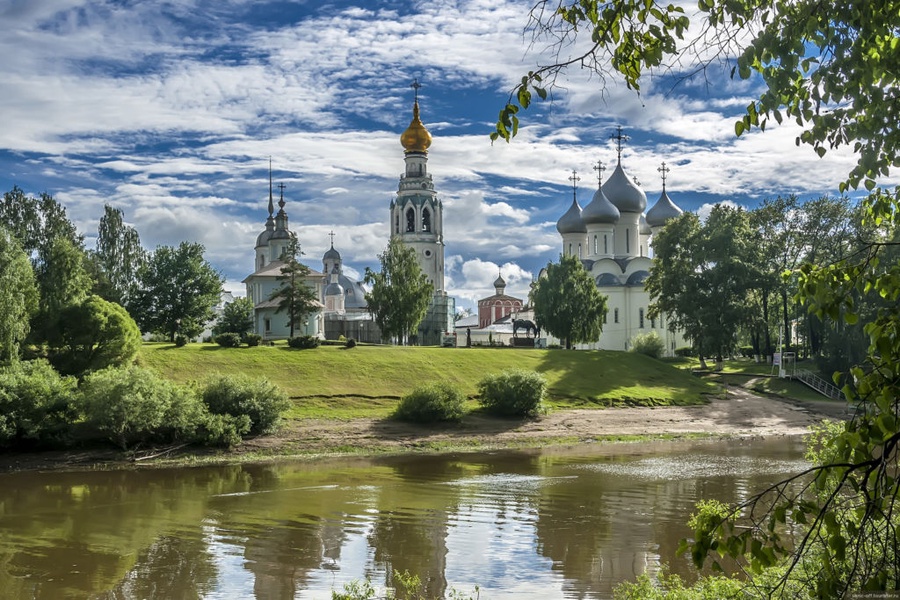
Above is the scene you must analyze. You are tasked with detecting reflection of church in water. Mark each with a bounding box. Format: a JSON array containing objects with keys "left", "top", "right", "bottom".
[{"left": 243, "top": 87, "right": 453, "bottom": 345}]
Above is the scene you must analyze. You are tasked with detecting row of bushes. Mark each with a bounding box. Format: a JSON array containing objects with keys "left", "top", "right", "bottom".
[
  {"left": 215, "top": 332, "right": 263, "bottom": 347},
  {"left": 0, "top": 360, "right": 289, "bottom": 451},
  {"left": 393, "top": 369, "right": 546, "bottom": 424}
]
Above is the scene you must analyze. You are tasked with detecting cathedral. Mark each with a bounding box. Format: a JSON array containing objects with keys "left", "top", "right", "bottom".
[
  {"left": 552, "top": 132, "right": 688, "bottom": 354},
  {"left": 244, "top": 87, "right": 453, "bottom": 345}
]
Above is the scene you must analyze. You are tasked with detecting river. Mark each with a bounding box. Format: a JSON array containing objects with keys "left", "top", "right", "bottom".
[{"left": 0, "top": 437, "right": 809, "bottom": 599}]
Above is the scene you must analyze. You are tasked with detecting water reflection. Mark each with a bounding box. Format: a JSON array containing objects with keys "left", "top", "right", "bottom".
[{"left": 0, "top": 437, "right": 809, "bottom": 599}]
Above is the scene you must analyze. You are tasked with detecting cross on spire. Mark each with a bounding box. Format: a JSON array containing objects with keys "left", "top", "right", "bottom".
[
  {"left": 328, "top": 230, "right": 335, "bottom": 247},
  {"left": 611, "top": 126, "right": 629, "bottom": 164},
  {"left": 568, "top": 169, "right": 581, "bottom": 199},
  {"left": 658, "top": 161, "right": 670, "bottom": 191},
  {"left": 267, "top": 157, "right": 274, "bottom": 216},
  {"left": 592, "top": 159, "right": 606, "bottom": 188},
  {"left": 411, "top": 78, "right": 421, "bottom": 103},
  {"left": 277, "top": 182, "right": 286, "bottom": 210}
]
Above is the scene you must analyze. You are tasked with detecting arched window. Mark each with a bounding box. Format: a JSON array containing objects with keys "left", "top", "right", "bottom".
[
  {"left": 568, "top": 243, "right": 572, "bottom": 255},
  {"left": 593, "top": 235, "right": 598, "bottom": 254},
  {"left": 578, "top": 243, "right": 582, "bottom": 258},
  {"left": 422, "top": 208, "right": 431, "bottom": 232},
  {"left": 626, "top": 229, "right": 631, "bottom": 254},
  {"left": 406, "top": 208, "right": 415, "bottom": 232},
  {"left": 639, "top": 308, "right": 645, "bottom": 328},
  {"left": 395, "top": 214, "right": 400, "bottom": 234},
  {"left": 604, "top": 235, "right": 608, "bottom": 254},
  {"left": 614, "top": 308, "right": 619, "bottom": 323}
]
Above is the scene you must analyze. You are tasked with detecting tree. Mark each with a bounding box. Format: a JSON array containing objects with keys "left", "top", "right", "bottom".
[
  {"left": 496, "top": 1, "right": 900, "bottom": 595},
  {"left": 31, "top": 236, "right": 94, "bottom": 346},
  {"left": 51, "top": 296, "right": 142, "bottom": 375},
  {"left": 646, "top": 205, "right": 755, "bottom": 367},
  {"left": 530, "top": 253, "right": 607, "bottom": 349},
  {"left": 0, "top": 187, "right": 83, "bottom": 264},
  {"left": 212, "top": 297, "right": 255, "bottom": 338},
  {"left": 364, "top": 238, "right": 434, "bottom": 345},
  {"left": 269, "top": 235, "right": 320, "bottom": 338},
  {"left": 90, "top": 204, "right": 146, "bottom": 306},
  {"left": 0, "top": 227, "right": 38, "bottom": 363},
  {"left": 129, "top": 242, "right": 223, "bottom": 341}
]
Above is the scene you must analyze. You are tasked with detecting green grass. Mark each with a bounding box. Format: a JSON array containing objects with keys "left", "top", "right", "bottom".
[{"left": 138, "top": 342, "right": 717, "bottom": 416}]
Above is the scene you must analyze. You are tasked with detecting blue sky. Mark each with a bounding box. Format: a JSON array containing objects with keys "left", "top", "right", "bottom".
[{"left": 0, "top": 0, "right": 862, "bottom": 310}]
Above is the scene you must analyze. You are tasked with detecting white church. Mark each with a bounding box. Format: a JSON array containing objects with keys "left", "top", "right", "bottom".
[{"left": 548, "top": 131, "right": 689, "bottom": 354}]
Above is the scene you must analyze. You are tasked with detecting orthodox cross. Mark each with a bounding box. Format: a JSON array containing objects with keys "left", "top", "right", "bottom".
[
  {"left": 328, "top": 230, "right": 336, "bottom": 247},
  {"left": 568, "top": 169, "right": 580, "bottom": 199},
  {"left": 277, "top": 182, "right": 286, "bottom": 209},
  {"left": 411, "top": 78, "right": 421, "bottom": 102},
  {"left": 592, "top": 160, "right": 606, "bottom": 188},
  {"left": 610, "top": 126, "right": 629, "bottom": 163},
  {"left": 658, "top": 161, "right": 670, "bottom": 191}
]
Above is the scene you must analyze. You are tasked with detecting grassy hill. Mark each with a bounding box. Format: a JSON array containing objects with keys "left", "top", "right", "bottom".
[{"left": 139, "top": 343, "right": 717, "bottom": 419}]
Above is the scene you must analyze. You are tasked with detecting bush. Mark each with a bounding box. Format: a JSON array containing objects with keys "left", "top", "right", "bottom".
[
  {"left": 244, "top": 333, "right": 262, "bottom": 347},
  {"left": 675, "top": 346, "right": 696, "bottom": 357},
  {"left": 174, "top": 335, "right": 188, "bottom": 347},
  {"left": 738, "top": 345, "right": 755, "bottom": 358},
  {"left": 345, "top": 337, "right": 357, "bottom": 348},
  {"left": 0, "top": 359, "right": 78, "bottom": 447},
  {"left": 200, "top": 374, "right": 289, "bottom": 435},
  {"left": 288, "top": 335, "right": 319, "bottom": 349},
  {"left": 630, "top": 331, "right": 665, "bottom": 359},
  {"left": 79, "top": 365, "right": 204, "bottom": 449},
  {"left": 201, "top": 412, "right": 251, "bottom": 448},
  {"left": 215, "top": 332, "right": 242, "bottom": 348},
  {"left": 52, "top": 296, "right": 142, "bottom": 375},
  {"left": 477, "top": 369, "right": 546, "bottom": 418},
  {"left": 394, "top": 382, "right": 466, "bottom": 423}
]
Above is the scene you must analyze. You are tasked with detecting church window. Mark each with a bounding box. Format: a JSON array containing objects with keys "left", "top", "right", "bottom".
[
  {"left": 614, "top": 308, "right": 619, "bottom": 323},
  {"left": 626, "top": 229, "right": 631, "bottom": 254},
  {"left": 422, "top": 208, "right": 431, "bottom": 232},
  {"left": 639, "top": 308, "right": 645, "bottom": 328},
  {"left": 593, "top": 235, "right": 597, "bottom": 254},
  {"left": 568, "top": 243, "right": 572, "bottom": 255},
  {"left": 395, "top": 214, "right": 399, "bottom": 234},
  {"left": 406, "top": 208, "right": 415, "bottom": 232},
  {"left": 604, "top": 235, "right": 608, "bottom": 254},
  {"left": 640, "top": 244, "right": 644, "bottom": 257},
  {"left": 264, "top": 318, "right": 270, "bottom": 333},
  {"left": 578, "top": 243, "right": 582, "bottom": 258}
]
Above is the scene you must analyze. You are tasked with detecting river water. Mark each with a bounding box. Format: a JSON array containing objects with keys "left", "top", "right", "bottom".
[{"left": 0, "top": 437, "right": 809, "bottom": 599}]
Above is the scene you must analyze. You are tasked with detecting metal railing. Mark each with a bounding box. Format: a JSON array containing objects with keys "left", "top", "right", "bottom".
[{"left": 792, "top": 369, "right": 844, "bottom": 401}]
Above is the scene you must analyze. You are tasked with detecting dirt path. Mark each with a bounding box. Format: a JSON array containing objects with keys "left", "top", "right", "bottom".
[{"left": 0, "top": 388, "right": 844, "bottom": 472}]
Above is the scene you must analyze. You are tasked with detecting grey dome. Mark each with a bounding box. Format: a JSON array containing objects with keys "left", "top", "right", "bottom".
[
  {"left": 602, "top": 163, "right": 647, "bottom": 213},
  {"left": 325, "top": 281, "right": 344, "bottom": 296},
  {"left": 582, "top": 187, "right": 620, "bottom": 225},
  {"left": 324, "top": 245, "right": 341, "bottom": 260},
  {"left": 556, "top": 198, "right": 587, "bottom": 234},
  {"left": 626, "top": 270, "right": 650, "bottom": 286},
  {"left": 255, "top": 228, "right": 273, "bottom": 247},
  {"left": 640, "top": 214, "right": 652, "bottom": 235},
  {"left": 596, "top": 273, "right": 622, "bottom": 286},
  {"left": 494, "top": 274, "right": 506, "bottom": 288},
  {"left": 645, "top": 190, "right": 683, "bottom": 227},
  {"left": 338, "top": 274, "right": 368, "bottom": 309}
]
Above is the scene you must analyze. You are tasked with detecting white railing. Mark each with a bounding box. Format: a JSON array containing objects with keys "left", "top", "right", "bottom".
[{"left": 792, "top": 369, "right": 844, "bottom": 401}]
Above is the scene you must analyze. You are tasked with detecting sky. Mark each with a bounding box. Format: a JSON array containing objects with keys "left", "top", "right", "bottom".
[{"left": 0, "top": 0, "right": 865, "bottom": 311}]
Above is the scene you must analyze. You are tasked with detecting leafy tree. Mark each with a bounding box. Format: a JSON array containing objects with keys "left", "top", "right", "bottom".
[
  {"left": 269, "top": 235, "right": 320, "bottom": 338},
  {"left": 0, "top": 359, "right": 77, "bottom": 447},
  {"left": 646, "top": 205, "right": 755, "bottom": 367},
  {"left": 530, "top": 253, "right": 607, "bottom": 350},
  {"left": 496, "top": 0, "right": 900, "bottom": 595},
  {"left": 0, "top": 227, "right": 39, "bottom": 363},
  {"left": 51, "top": 295, "right": 142, "bottom": 375},
  {"left": 90, "top": 204, "right": 146, "bottom": 306},
  {"left": 364, "top": 238, "right": 434, "bottom": 345},
  {"left": 0, "top": 187, "right": 83, "bottom": 261},
  {"left": 31, "top": 236, "right": 94, "bottom": 345},
  {"left": 212, "top": 297, "right": 255, "bottom": 338},
  {"left": 130, "top": 242, "right": 223, "bottom": 342}
]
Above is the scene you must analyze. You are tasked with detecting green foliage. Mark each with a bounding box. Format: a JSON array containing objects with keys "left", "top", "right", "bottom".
[
  {"left": 129, "top": 241, "right": 223, "bottom": 341},
  {"left": 244, "top": 333, "right": 262, "bottom": 347},
  {"left": 345, "top": 337, "right": 357, "bottom": 348},
  {"left": 530, "top": 253, "right": 608, "bottom": 349},
  {"left": 174, "top": 335, "right": 188, "bottom": 347},
  {"left": 477, "top": 369, "right": 546, "bottom": 417},
  {"left": 393, "top": 382, "right": 466, "bottom": 423},
  {"left": 89, "top": 204, "right": 146, "bottom": 306},
  {"left": 288, "top": 335, "right": 320, "bottom": 349},
  {"left": 79, "top": 365, "right": 204, "bottom": 450},
  {"left": 630, "top": 331, "right": 665, "bottom": 359},
  {"left": 200, "top": 374, "right": 289, "bottom": 436},
  {"left": 32, "top": 236, "right": 93, "bottom": 345},
  {"left": 269, "top": 234, "right": 320, "bottom": 338},
  {"left": 214, "top": 332, "right": 242, "bottom": 348},
  {"left": 201, "top": 412, "right": 251, "bottom": 448},
  {"left": 364, "top": 237, "right": 434, "bottom": 345},
  {"left": 675, "top": 347, "right": 695, "bottom": 358},
  {"left": 613, "top": 567, "right": 744, "bottom": 600},
  {"left": 0, "top": 359, "right": 77, "bottom": 447},
  {"left": 51, "top": 295, "right": 142, "bottom": 375},
  {"left": 213, "top": 297, "right": 254, "bottom": 337},
  {"left": 0, "top": 227, "right": 38, "bottom": 362}
]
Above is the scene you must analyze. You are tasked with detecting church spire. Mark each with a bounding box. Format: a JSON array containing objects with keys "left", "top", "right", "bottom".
[
  {"left": 400, "top": 78, "right": 432, "bottom": 154},
  {"left": 611, "top": 126, "right": 629, "bottom": 165},
  {"left": 267, "top": 157, "right": 274, "bottom": 217}
]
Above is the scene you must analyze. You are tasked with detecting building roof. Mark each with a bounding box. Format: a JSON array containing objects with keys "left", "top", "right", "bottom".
[
  {"left": 556, "top": 197, "right": 587, "bottom": 234},
  {"left": 645, "top": 189, "right": 684, "bottom": 226},
  {"left": 602, "top": 163, "right": 647, "bottom": 213},
  {"left": 582, "top": 186, "right": 620, "bottom": 225}
]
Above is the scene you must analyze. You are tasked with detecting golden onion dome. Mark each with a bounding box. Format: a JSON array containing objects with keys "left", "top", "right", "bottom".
[{"left": 400, "top": 101, "right": 432, "bottom": 153}]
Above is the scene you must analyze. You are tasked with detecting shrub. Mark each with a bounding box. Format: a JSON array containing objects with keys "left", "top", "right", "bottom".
[
  {"left": 477, "top": 369, "right": 546, "bottom": 417},
  {"left": 215, "top": 332, "right": 242, "bottom": 348},
  {"left": 0, "top": 359, "right": 78, "bottom": 447},
  {"left": 244, "top": 333, "right": 262, "bottom": 347},
  {"left": 394, "top": 382, "right": 465, "bottom": 423},
  {"left": 201, "top": 412, "right": 251, "bottom": 448},
  {"left": 200, "top": 374, "right": 289, "bottom": 435},
  {"left": 630, "top": 331, "right": 665, "bottom": 359},
  {"left": 51, "top": 296, "right": 142, "bottom": 375},
  {"left": 345, "top": 337, "right": 357, "bottom": 348},
  {"left": 675, "top": 346, "right": 696, "bottom": 357},
  {"left": 79, "top": 365, "right": 203, "bottom": 449},
  {"left": 174, "top": 335, "right": 188, "bottom": 347},
  {"left": 288, "top": 335, "right": 319, "bottom": 349}
]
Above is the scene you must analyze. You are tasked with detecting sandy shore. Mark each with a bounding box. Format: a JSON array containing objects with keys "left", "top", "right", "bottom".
[{"left": 0, "top": 387, "right": 846, "bottom": 472}]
